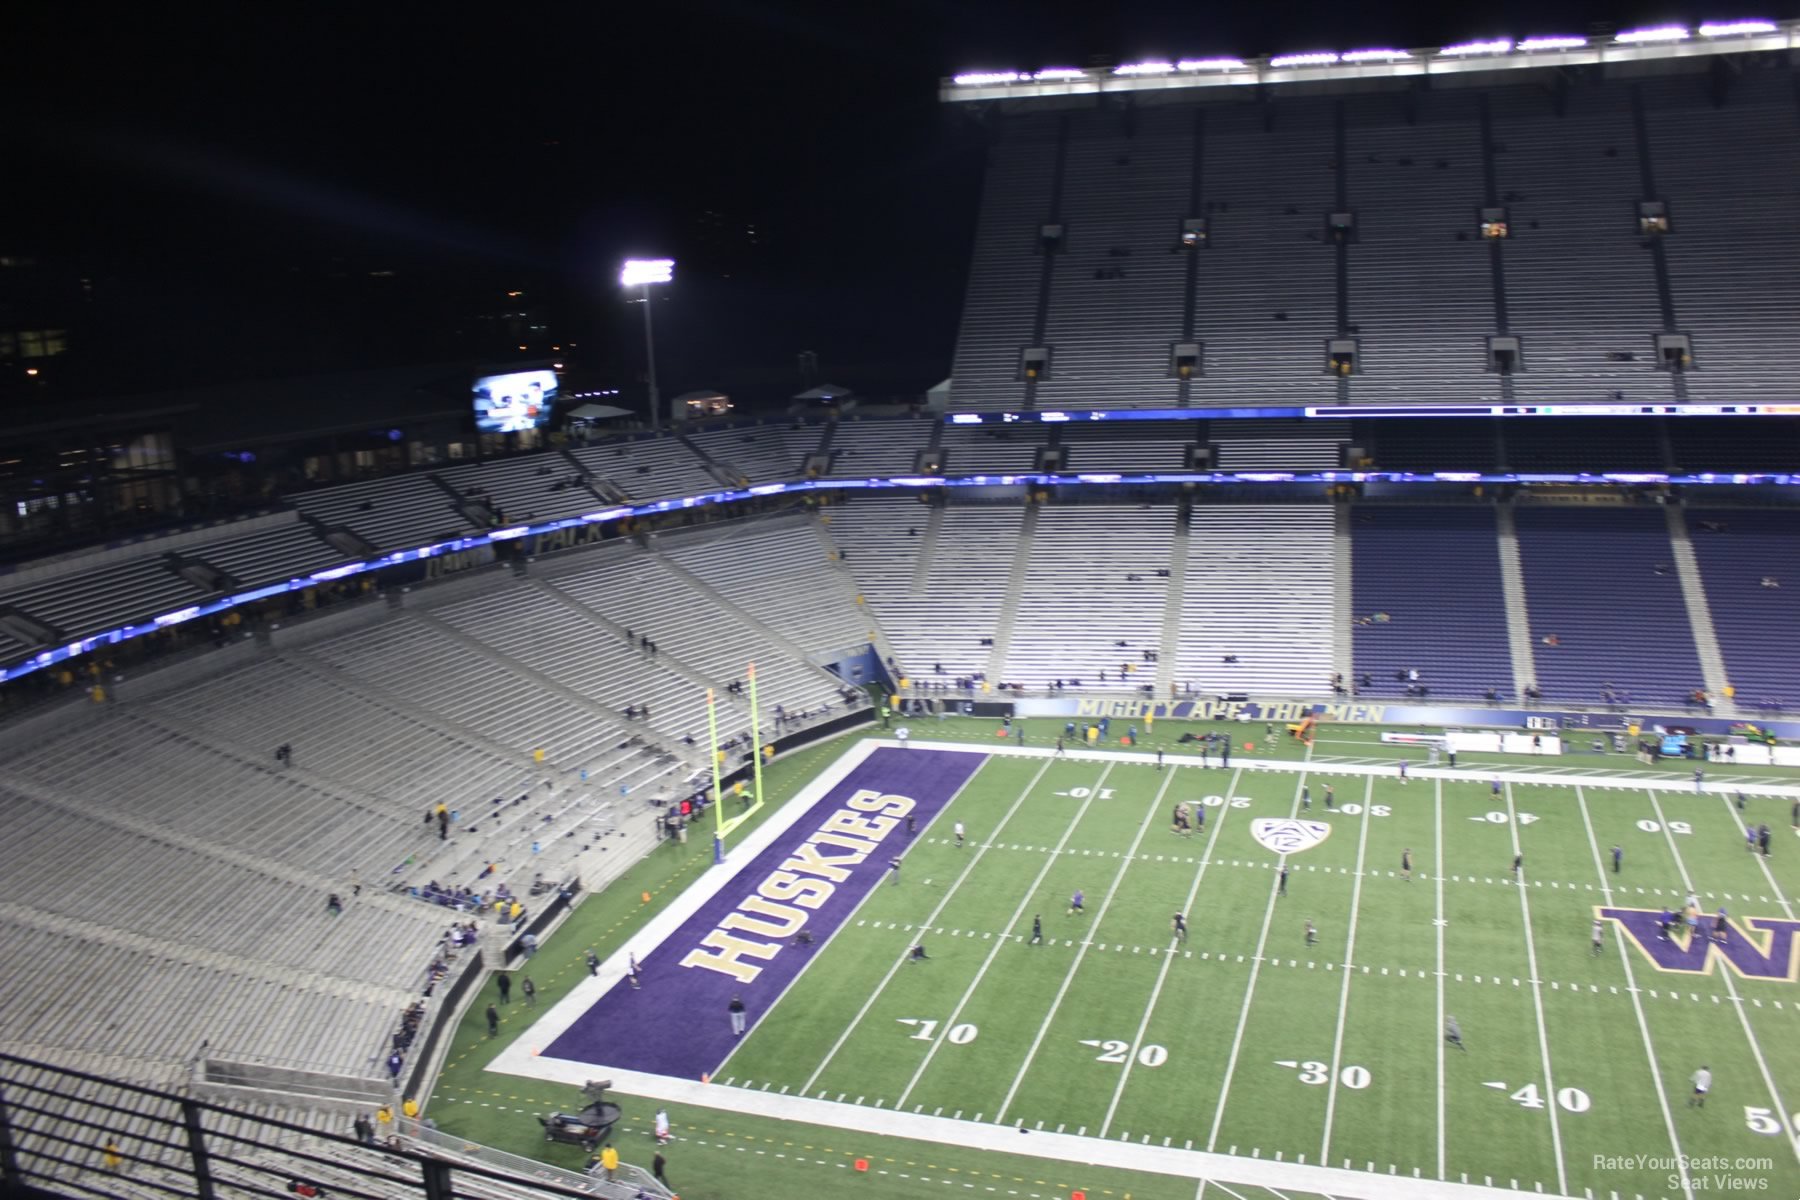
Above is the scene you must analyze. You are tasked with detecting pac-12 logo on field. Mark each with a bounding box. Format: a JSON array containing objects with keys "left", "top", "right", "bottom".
[{"left": 1250, "top": 818, "right": 1332, "bottom": 855}]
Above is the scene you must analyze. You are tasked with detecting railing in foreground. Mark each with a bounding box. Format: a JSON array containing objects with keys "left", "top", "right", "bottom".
[{"left": 0, "top": 1052, "right": 670, "bottom": 1200}]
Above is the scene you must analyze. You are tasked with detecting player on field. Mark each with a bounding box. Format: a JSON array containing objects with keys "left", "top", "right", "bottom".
[
  {"left": 1398, "top": 759, "right": 1408, "bottom": 785},
  {"left": 1278, "top": 865, "right": 1289, "bottom": 897},
  {"left": 909, "top": 942, "right": 930, "bottom": 963},
  {"left": 1611, "top": 844, "right": 1622, "bottom": 873},
  {"left": 1511, "top": 852, "right": 1522, "bottom": 876},
  {"left": 954, "top": 822, "right": 965, "bottom": 849},
  {"left": 1067, "top": 888, "right": 1085, "bottom": 917},
  {"left": 887, "top": 856, "right": 902, "bottom": 885},
  {"left": 1301, "top": 784, "right": 1311, "bottom": 811},
  {"left": 1491, "top": 778, "right": 1502, "bottom": 799},
  {"left": 1444, "top": 1015, "right": 1465, "bottom": 1050},
  {"left": 1305, "top": 919, "right": 1317, "bottom": 946},
  {"left": 1172, "top": 912, "right": 1188, "bottom": 943},
  {"left": 1657, "top": 908, "right": 1675, "bottom": 941},
  {"left": 1324, "top": 783, "right": 1335, "bottom": 810},
  {"left": 1713, "top": 908, "right": 1730, "bottom": 944},
  {"left": 1591, "top": 918, "right": 1605, "bottom": 956},
  {"left": 1688, "top": 1065, "right": 1711, "bottom": 1107},
  {"left": 1401, "top": 848, "right": 1413, "bottom": 882},
  {"left": 1029, "top": 915, "right": 1043, "bottom": 944}
]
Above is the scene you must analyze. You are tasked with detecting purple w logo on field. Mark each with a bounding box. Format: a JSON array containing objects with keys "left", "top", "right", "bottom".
[{"left": 1599, "top": 907, "right": 1800, "bottom": 982}]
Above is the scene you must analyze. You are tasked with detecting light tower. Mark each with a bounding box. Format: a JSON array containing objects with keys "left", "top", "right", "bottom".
[{"left": 620, "top": 258, "right": 674, "bottom": 432}]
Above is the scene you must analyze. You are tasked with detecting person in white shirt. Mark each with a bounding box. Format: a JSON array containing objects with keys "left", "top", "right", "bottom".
[{"left": 1688, "top": 1066, "right": 1711, "bottom": 1107}]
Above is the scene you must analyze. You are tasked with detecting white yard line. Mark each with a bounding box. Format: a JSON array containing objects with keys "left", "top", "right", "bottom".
[
  {"left": 798, "top": 756, "right": 1058, "bottom": 1095},
  {"left": 1206, "top": 745, "right": 1313, "bottom": 1152},
  {"left": 1097, "top": 766, "right": 1245, "bottom": 1138},
  {"left": 1711, "top": 793, "right": 1799, "bottom": 922},
  {"left": 1500, "top": 781, "right": 1567, "bottom": 1196},
  {"left": 1575, "top": 785, "right": 1692, "bottom": 1200},
  {"left": 1318, "top": 775, "right": 1375, "bottom": 1166},
  {"left": 892, "top": 763, "right": 1117, "bottom": 1110},
  {"left": 1433, "top": 777, "right": 1447, "bottom": 1181},
  {"left": 1646, "top": 788, "right": 1800, "bottom": 1170},
  {"left": 989, "top": 764, "right": 1176, "bottom": 1124}
]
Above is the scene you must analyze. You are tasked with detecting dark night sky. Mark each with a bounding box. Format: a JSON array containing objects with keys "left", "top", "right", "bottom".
[{"left": 2, "top": 0, "right": 1749, "bottom": 407}]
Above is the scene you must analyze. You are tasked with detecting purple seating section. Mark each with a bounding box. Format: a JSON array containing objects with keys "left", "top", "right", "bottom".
[
  {"left": 1684, "top": 510, "right": 1799, "bottom": 711},
  {"left": 1350, "top": 507, "right": 1511, "bottom": 699},
  {"left": 1509, "top": 506, "right": 1703, "bottom": 707}
]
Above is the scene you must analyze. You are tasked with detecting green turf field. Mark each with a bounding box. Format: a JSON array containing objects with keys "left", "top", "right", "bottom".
[
  {"left": 431, "top": 719, "right": 1800, "bottom": 1200},
  {"left": 715, "top": 741, "right": 1800, "bottom": 1198}
]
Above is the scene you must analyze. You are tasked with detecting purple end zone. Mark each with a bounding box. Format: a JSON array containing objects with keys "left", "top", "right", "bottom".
[{"left": 545, "top": 746, "right": 985, "bottom": 1078}]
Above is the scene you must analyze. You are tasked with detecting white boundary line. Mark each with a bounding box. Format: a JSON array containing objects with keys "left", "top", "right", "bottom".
[
  {"left": 1318, "top": 774, "right": 1375, "bottom": 1166},
  {"left": 1433, "top": 777, "right": 1447, "bottom": 1181},
  {"left": 1502, "top": 780, "right": 1568, "bottom": 1195},
  {"left": 1645, "top": 788, "right": 1800, "bottom": 1170},
  {"left": 1206, "top": 747, "right": 1313, "bottom": 1152},
  {"left": 896, "top": 763, "right": 1115, "bottom": 1110},
  {"left": 1574, "top": 785, "right": 1693, "bottom": 1200},
  {"left": 989, "top": 763, "right": 1170, "bottom": 1124},
  {"left": 1098, "top": 767, "right": 1244, "bottom": 1137}
]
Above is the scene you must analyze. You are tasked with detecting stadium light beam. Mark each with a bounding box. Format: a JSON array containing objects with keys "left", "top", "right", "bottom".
[
  {"left": 1516, "top": 35, "right": 1589, "bottom": 50},
  {"left": 1615, "top": 25, "right": 1689, "bottom": 42},
  {"left": 621, "top": 258, "right": 674, "bottom": 432},
  {"left": 1270, "top": 51, "right": 1340, "bottom": 67},
  {"left": 1698, "top": 19, "right": 1777, "bottom": 35}
]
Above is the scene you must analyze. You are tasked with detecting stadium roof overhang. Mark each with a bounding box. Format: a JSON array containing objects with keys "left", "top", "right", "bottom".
[{"left": 940, "top": 21, "right": 1799, "bottom": 103}]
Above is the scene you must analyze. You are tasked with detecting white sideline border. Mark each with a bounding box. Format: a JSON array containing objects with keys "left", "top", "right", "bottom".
[{"left": 485, "top": 737, "right": 1798, "bottom": 1200}]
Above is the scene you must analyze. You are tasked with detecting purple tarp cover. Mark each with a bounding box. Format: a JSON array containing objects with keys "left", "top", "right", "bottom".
[{"left": 545, "top": 746, "right": 985, "bottom": 1078}]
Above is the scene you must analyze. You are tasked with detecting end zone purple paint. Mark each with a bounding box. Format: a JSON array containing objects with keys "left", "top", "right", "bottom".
[{"left": 545, "top": 746, "right": 985, "bottom": 1078}]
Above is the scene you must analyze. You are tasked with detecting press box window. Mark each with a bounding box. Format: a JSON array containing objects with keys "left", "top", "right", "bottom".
[
  {"left": 1638, "top": 200, "right": 1670, "bottom": 236},
  {"left": 1170, "top": 342, "right": 1203, "bottom": 379},
  {"left": 1180, "top": 217, "right": 1209, "bottom": 248},
  {"left": 1038, "top": 223, "right": 1065, "bottom": 253},
  {"left": 1480, "top": 207, "right": 1510, "bottom": 239},
  {"left": 1486, "top": 335, "right": 1522, "bottom": 373},
  {"left": 1326, "top": 211, "right": 1357, "bottom": 244},
  {"left": 1019, "top": 346, "right": 1052, "bottom": 381},
  {"left": 1326, "top": 337, "right": 1359, "bottom": 376}
]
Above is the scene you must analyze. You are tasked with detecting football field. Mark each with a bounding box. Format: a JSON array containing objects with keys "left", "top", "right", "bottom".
[{"left": 698, "top": 744, "right": 1800, "bottom": 1199}]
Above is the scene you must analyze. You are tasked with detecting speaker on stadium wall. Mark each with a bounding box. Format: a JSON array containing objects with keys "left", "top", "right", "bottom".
[{"left": 1186, "top": 444, "right": 1214, "bottom": 470}]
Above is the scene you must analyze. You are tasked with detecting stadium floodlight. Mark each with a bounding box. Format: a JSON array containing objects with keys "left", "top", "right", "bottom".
[
  {"left": 1516, "top": 35, "right": 1589, "bottom": 50},
  {"left": 619, "top": 258, "right": 673, "bottom": 287},
  {"left": 1269, "top": 51, "right": 1340, "bottom": 67},
  {"left": 952, "top": 71, "right": 1021, "bottom": 85},
  {"left": 1113, "top": 61, "right": 1175, "bottom": 75},
  {"left": 1032, "top": 67, "right": 1088, "bottom": 80},
  {"left": 1698, "top": 19, "right": 1778, "bottom": 35},
  {"left": 620, "top": 258, "right": 674, "bottom": 431},
  {"left": 1615, "top": 25, "right": 1689, "bottom": 42},
  {"left": 1439, "top": 38, "right": 1514, "bottom": 55},
  {"left": 1341, "top": 48, "right": 1412, "bottom": 61},
  {"left": 1177, "top": 57, "right": 1248, "bottom": 71}
]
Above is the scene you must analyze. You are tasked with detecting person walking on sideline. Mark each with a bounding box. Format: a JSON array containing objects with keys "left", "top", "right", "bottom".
[
  {"left": 654, "top": 1108, "right": 671, "bottom": 1144},
  {"left": 1689, "top": 1065, "right": 1711, "bottom": 1107},
  {"left": 497, "top": 973, "right": 511, "bottom": 1005},
  {"left": 485, "top": 1004, "right": 499, "bottom": 1037},
  {"left": 585, "top": 949, "right": 599, "bottom": 976},
  {"left": 729, "top": 995, "right": 747, "bottom": 1036},
  {"left": 653, "top": 1150, "right": 669, "bottom": 1187},
  {"left": 521, "top": 976, "right": 536, "bottom": 1006},
  {"left": 600, "top": 1144, "right": 619, "bottom": 1180},
  {"left": 887, "top": 856, "right": 902, "bottom": 885}
]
